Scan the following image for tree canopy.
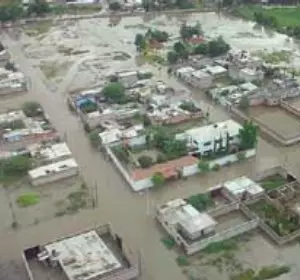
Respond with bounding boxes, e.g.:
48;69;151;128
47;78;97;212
239;120;258;150
180;22;203;40
102;82;125;103
22;101;42;117
152;172;165;186
167;51;180;64
134;34;147;52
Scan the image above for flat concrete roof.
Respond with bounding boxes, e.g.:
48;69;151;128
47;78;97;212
44;230;122;280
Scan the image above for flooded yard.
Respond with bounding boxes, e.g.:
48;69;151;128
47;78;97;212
249;106;300;139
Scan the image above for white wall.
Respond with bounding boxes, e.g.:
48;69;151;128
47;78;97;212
182;164;198;177
133;178;153;191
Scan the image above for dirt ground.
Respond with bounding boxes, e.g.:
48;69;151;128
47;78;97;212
249;106;300;139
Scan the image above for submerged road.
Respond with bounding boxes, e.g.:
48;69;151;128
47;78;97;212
0;28;297;280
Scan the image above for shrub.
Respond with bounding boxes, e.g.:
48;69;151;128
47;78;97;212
22;101;42;117
156;153;168;163
202;239;238;254
161;237;175;249
88;130;101;148
256;265;290;280
152;172;165;187
16;193;40;207
138;155;153;168
187;193;214;212
212;164;221;171
198;161;210;173
176;256;190;266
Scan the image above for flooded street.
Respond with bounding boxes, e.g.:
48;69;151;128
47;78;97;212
1;12;300;280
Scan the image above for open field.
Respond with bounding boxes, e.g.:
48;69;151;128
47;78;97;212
248;106;300;140
232;5;300;28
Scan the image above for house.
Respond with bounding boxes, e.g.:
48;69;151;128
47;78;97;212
175;67;195;82
29;142;72;162
117;71;138;88
189;70;213;89
0;50;10;67
156;198;217;244
28;158;79;186
22;224;140;280
204;65;227;78
130;156;199;191
229;65;264;82
183;120;242;155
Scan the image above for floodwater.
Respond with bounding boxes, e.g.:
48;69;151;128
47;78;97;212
1;12;300;280
249;106;300;139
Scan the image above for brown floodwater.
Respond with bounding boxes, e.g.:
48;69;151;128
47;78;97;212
1;12;300;280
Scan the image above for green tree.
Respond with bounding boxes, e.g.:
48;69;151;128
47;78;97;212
187;193;213;211
239;96;250;111
173;41;186;56
0;4;23;22
152;172;165;186
27;0;51;16
207;36;230;57
109;2;122;10
167;51;179;64
102;82;125;103
180;22;203;40
138;155;153;168
238;120;258;150
134;34;146;52
88;130;101;148
198;161;210;173
22;101;42;117
194;43;208;55
5;61;17;72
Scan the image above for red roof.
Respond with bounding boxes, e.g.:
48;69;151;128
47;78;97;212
188;36;205;45
131;155;199;181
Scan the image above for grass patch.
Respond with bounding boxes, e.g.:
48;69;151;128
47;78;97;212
252;50;291;64
161;236;176;249
202;239;238;254
176;256;190;266
16;192;40;207
260;174;286;191
40;61;71;80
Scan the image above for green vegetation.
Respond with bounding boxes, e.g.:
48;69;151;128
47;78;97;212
198;161;210;173
239;121;258;151
251;200;300;236
180;22;203;40
161;236;175;249
0;156;32;183
253;50;290;64
236;151;246;161
151;128;187;160
260;174;286;191
0;119;25;130
231;5;300;38
239;96;250;111
176;255;190;266
202;239;238;254
109;2;121;11
88;129;101;148
186;193;214;212
5;61;17;72
112;146;130;164
231;265;290;280
16;192;40;207
138;155;153;168
22;101;43;117
102;82;125;103
151;172;165;186
137;71;153;80
179;101;200;113
212;163;221;171
167;51;180;64
80;101;97;114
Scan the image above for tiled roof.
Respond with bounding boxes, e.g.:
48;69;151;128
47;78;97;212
131;155;199;181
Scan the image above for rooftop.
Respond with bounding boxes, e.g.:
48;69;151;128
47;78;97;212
28;158;78;179
223;176;264;196
185;119;242;143
191;70;211;79
44;230;122;280
205;65;227;75
30;142;72;161
131;155;199;181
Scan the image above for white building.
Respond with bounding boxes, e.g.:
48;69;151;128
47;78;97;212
157;198;217;241
223;176;264;200
30;142;72;162
117;71;138;88
28;158;79;186
189;70;213;89
204;65;227;78
183;120;242;155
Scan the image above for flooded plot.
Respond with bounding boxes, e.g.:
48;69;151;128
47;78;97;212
0;177;93;231
214;210;248;233
289;97;300;109
249;106;300;139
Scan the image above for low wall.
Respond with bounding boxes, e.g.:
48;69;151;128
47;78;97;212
207;202;239;217
230;107;300;146
280;101;300;118
254;166;286;182
185;219;259;255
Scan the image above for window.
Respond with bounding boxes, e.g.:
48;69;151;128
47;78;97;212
203;141;211;146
